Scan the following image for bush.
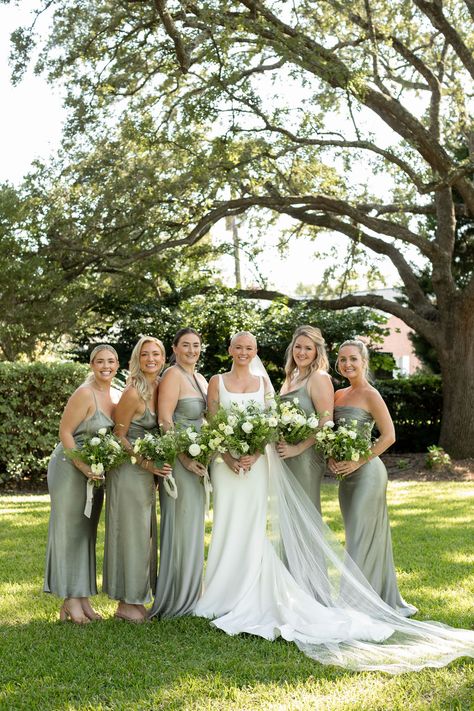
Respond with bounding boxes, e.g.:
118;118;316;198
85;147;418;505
0;362;88;484
376;374;442;452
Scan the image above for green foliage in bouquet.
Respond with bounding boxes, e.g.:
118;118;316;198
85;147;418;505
207;402;277;456
132;431;178;468
272;396;322;445
66;428;127;486
314;419;373;478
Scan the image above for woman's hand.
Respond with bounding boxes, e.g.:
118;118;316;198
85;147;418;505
238;453;260;469
276;441;303;459
141;459;172;478
328;458;361;477
178;453;207;477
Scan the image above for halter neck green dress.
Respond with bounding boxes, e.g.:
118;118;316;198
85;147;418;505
103;406;158;605
335;405;417;617
281;382;326;514
44;388;113;598
149;395;206;618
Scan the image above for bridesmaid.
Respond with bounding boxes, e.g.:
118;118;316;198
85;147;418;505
277;325;334;513
149;327;208;619
103;336;171;623
329;339;417;616
44;344;120;623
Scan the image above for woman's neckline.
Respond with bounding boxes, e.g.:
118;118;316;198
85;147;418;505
221;373;262;395
335;404;371;415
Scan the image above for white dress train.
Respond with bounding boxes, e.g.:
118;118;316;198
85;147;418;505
194;375;474;674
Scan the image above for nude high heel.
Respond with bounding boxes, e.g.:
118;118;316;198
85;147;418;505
59;602;90;624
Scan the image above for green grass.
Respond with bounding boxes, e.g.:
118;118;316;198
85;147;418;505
0;482;473;710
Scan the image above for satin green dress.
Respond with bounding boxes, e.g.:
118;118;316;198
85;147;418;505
336;405;417;617
281;382;326;513
103;407;158;605
149;396;206;618
44;390;112;597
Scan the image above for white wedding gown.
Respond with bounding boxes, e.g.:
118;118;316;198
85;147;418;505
194;375;474;673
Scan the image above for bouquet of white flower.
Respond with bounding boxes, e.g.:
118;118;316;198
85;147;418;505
66;427;127;487
207;401;278;458
314;419;373;478
174;424;224;466
272;396;322;445
132;431;178;498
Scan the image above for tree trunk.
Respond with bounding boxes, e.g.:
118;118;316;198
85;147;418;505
438;310;474;458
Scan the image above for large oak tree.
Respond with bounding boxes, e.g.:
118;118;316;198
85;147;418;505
10;0;474;455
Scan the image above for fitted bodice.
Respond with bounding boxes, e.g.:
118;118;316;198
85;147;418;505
72;389;114;447
173;397;206;432
335;405;374;432
218;374;265;410
281;381;314;416
127;406;158;444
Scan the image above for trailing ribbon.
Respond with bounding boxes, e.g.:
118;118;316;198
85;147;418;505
163;474;178;499
84;479;95;518
202;469;213;516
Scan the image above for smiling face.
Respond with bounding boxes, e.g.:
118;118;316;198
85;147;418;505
229;334;257;365
173;333;201;367
292;335;317;371
90;349;119;384
139;341;165;377
337;345;367;380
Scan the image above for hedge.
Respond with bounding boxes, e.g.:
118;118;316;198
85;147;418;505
0;362;88;483
0;364;442;484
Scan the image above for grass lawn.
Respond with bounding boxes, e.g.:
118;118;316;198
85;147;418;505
0;481;473;710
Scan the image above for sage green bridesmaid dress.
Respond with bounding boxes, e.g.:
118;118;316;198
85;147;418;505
103;407;158;604
281;382;326;513
149;396;206;618
44;390;113;597
335;405;417;617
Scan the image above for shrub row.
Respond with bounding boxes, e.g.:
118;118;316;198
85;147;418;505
0;363;442;484
0;362;88;483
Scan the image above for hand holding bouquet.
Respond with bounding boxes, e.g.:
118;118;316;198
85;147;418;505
132;431;178;498
66;427;127;486
314;418;373;479
273;396;322;445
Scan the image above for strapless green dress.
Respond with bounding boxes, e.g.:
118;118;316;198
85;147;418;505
281;383;326;513
149;396;206;618
103;407;158;604
336;405;416;617
44;392;113;597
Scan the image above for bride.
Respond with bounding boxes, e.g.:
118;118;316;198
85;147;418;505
194;332;474;673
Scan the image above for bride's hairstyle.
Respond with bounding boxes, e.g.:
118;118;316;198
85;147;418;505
84;344;119;385
127;336;165;402
284;325;329;383
336;339;371;379
229;331;257;347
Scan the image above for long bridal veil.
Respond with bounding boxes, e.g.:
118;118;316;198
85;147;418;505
252;357;474;673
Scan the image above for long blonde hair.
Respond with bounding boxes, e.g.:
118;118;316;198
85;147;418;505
284;325;329;384
127;336;166;402
84;344;119;385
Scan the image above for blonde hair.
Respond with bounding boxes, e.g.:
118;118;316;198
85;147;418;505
127;336;166;402
336;339;370;379
284;325;329;383
84;344;119;384
229;331;257;347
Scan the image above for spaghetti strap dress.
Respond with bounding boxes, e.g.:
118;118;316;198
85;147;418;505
44;389;113;597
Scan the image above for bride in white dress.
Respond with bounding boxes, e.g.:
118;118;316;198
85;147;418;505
194;332;474;673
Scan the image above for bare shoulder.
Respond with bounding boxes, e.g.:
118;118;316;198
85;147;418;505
118;384;141;406
309;370;333;387
161;366;181;383
69;385;95;407
208;374;221;388
365;385;385;407
110;386;122;404
334;386;350;403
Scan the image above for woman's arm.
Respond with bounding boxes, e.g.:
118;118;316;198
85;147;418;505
59;387;99;477
206;375;220;417
157;368;180;432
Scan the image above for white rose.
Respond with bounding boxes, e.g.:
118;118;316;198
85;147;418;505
315;431;326;441
89;437;101;447
98;428;108;436
188;443;202;457
91;462;104;475
130;456;137;464
324;420;335;429
308;417;319;429
241;442;250;453
219;423;226;431
351;451;360;462
293;414;306;426
241;421;254;433
348;431;357;440
227;415;238;426
187;430;199;441
133;443;140;453
292;397;300;405
110;439;121;451
281;413;293;425
223;425;234;435
268;417;278;428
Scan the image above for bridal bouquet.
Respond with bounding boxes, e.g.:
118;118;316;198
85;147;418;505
314;419;373;478
272;396;322;445
132;431;178;498
175;424;221;466
207;402;278;457
66;427;127;487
